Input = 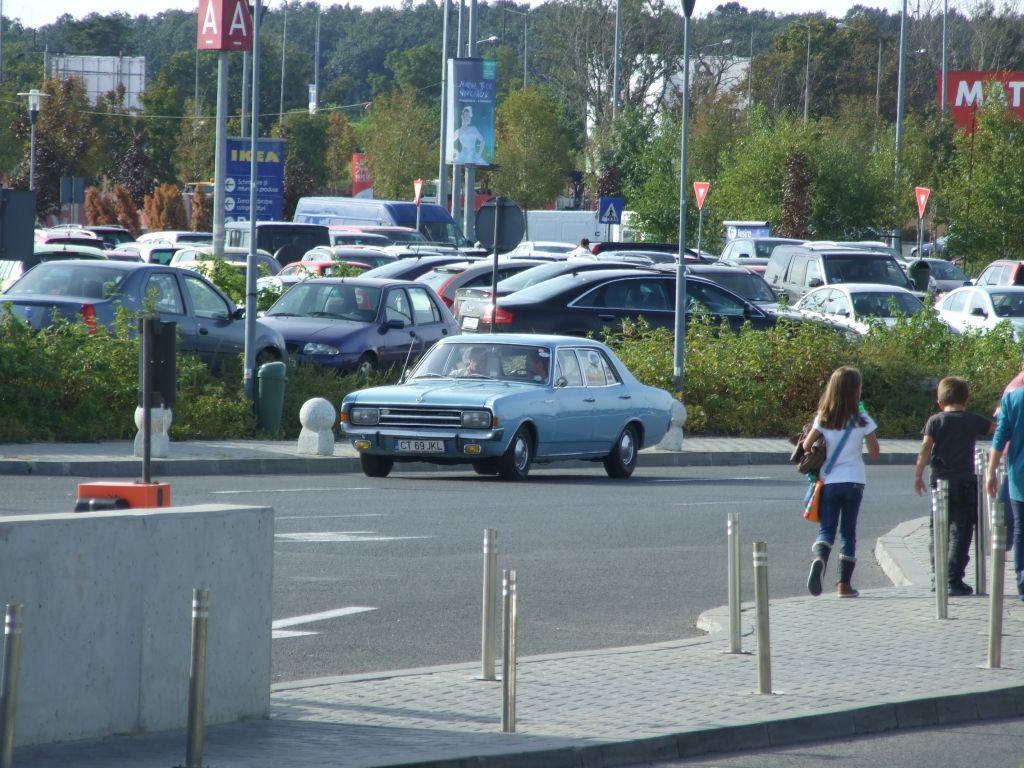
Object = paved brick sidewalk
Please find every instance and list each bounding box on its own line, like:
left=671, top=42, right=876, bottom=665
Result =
left=11, top=511, right=1023, bottom=768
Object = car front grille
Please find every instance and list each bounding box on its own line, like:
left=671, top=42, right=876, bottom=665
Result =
left=374, top=406, right=464, bottom=429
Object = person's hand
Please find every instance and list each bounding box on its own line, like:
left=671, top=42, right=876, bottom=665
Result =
left=914, top=476, right=927, bottom=496
left=986, top=473, right=999, bottom=498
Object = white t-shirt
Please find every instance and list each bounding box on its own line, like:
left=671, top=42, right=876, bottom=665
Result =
left=812, top=413, right=877, bottom=485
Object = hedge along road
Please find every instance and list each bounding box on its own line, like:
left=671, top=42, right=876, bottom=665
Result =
left=2, top=463, right=927, bottom=683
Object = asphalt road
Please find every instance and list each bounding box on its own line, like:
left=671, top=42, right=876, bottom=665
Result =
left=2, top=464, right=930, bottom=683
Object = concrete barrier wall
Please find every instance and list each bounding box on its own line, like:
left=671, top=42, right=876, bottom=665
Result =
left=0, top=503, right=273, bottom=746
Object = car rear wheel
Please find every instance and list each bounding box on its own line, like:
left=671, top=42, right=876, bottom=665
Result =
left=472, top=459, right=499, bottom=475
left=603, top=424, right=638, bottom=479
left=496, top=427, right=532, bottom=481
left=359, top=453, right=393, bottom=478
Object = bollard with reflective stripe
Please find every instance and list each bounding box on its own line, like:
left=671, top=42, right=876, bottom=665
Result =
left=975, top=448, right=988, bottom=596
left=752, top=542, right=771, bottom=694
left=727, top=513, right=742, bottom=653
left=932, top=479, right=949, bottom=619
left=480, top=529, right=498, bottom=681
left=1, top=605, right=24, bottom=768
left=987, top=484, right=1006, bottom=670
left=501, top=570, right=517, bottom=733
left=185, top=589, right=209, bottom=768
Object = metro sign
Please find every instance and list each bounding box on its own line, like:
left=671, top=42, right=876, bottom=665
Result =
left=941, top=70, right=1024, bottom=133
left=197, top=0, right=252, bottom=52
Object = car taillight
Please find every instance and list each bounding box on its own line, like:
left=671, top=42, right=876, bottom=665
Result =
left=481, top=305, right=514, bottom=324
left=81, top=304, right=97, bottom=335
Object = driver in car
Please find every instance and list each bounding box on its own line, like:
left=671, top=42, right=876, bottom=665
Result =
left=451, top=347, right=488, bottom=377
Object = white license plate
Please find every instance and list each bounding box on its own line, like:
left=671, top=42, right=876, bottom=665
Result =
left=396, top=439, right=445, bottom=453
left=462, top=316, right=479, bottom=330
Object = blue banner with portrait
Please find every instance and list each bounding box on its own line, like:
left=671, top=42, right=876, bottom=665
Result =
left=446, top=57, right=497, bottom=167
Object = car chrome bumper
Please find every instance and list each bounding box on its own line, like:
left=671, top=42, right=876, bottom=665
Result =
left=341, top=426, right=506, bottom=456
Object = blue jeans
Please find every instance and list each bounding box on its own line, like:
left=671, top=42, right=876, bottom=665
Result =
left=1009, top=498, right=1024, bottom=595
left=816, top=482, right=865, bottom=559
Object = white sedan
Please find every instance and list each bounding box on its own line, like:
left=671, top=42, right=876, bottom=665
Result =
left=934, top=285, right=1024, bottom=338
left=792, top=283, right=926, bottom=335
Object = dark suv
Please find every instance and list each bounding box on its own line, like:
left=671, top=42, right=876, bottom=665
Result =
left=763, top=243, right=914, bottom=303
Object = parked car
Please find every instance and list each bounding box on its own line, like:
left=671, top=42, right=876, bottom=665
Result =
left=505, top=240, right=576, bottom=258
left=467, top=269, right=778, bottom=336
left=34, top=229, right=104, bottom=250
left=904, top=257, right=970, bottom=294
left=302, top=246, right=399, bottom=270
left=910, top=235, right=948, bottom=258
left=256, top=260, right=372, bottom=293
left=416, top=258, right=547, bottom=314
left=260, top=277, right=458, bottom=374
left=683, top=263, right=781, bottom=310
left=327, top=229, right=392, bottom=248
left=763, top=243, right=915, bottom=303
left=0, top=260, right=286, bottom=368
left=571, top=249, right=677, bottom=266
left=718, top=237, right=802, bottom=273
left=48, top=224, right=135, bottom=250
left=137, top=230, right=213, bottom=247
left=934, top=285, right=1024, bottom=338
left=224, top=221, right=331, bottom=266
left=0, top=244, right=107, bottom=291
left=455, top=260, right=658, bottom=332
left=974, top=260, right=1024, bottom=288
left=361, top=255, right=470, bottom=281
left=792, top=284, right=927, bottom=335
left=339, top=334, right=675, bottom=480
left=169, top=245, right=282, bottom=276
left=104, top=242, right=181, bottom=265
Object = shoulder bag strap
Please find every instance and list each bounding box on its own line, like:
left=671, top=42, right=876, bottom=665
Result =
left=822, top=417, right=857, bottom=476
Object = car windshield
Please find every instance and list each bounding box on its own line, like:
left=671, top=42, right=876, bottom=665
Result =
left=850, top=292, right=924, bottom=318
left=754, top=241, right=793, bottom=258
left=5, top=263, right=128, bottom=296
left=824, top=256, right=911, bottom=288
left=410, top=342, right=552, bottom=383
left=706, top=272, right=776, bottom=303
left=990, top=292, right=1024, bottom=318
left=928, top=261, right=968, bottom=281
left=265, top=282, right=381, bottom=320
left=497, top=262, right=580, bottom=293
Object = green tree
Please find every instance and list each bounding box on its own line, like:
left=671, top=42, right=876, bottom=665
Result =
left=491, top=87, right=574, bottom=210
left=173, top=98, right=216, bottom=186
left=140, top=76, right=186, bottom=185
left=359, top=85, right=436, bottom=200
left=325, top=113, right=358, bottom=194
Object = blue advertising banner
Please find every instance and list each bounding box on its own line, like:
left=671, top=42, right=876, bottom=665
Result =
left=225, top=137, right=285, bottom=221
left=445, top=57, right=497, bottom=167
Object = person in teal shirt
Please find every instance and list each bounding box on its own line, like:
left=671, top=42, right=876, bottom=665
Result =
left=987, top=385, right=1024, bottom=601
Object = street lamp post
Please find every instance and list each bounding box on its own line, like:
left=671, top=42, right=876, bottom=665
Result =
left=18, top=88, right=48, bottom=192
left=673, top=0, right=695, bottom=391
left=612, top=0, right=622, bottom=120
left=437, top=0, right=452, bottom=215
left=894, top=0, right=909, bottom=254
left=941, top=0, right=948, bottom=115
left=803, top=23, right=811, bottom=122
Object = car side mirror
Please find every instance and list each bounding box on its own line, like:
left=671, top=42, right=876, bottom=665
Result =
left=808, top=278, right=823, bottom=288
left=232, top=307, right=245, bottom=320
left=555, top=376, right=568, bottom=389
left=836, top=308, right=850, bottom=317
left=970, top=307, right=987, bottom=318
left=382, top=318, right=405, bottom=331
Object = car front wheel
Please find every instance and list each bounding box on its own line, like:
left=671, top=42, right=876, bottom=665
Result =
left=496, top=427, right=532, bottom=481
left=603, top=424, right=638, bottom=479
left=359, top=453, right=393, bottom=478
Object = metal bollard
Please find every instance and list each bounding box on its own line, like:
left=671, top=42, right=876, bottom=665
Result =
left=975, top=448, right=989, bottom=596
left=752, top=542, right=771, bottom=694
left=500, top=569, right=517, bottom=734
left=932, top=479, right=949, bottom=619
left=185, top=589, right=209, bottom=768
left=1, top=605, right=24, bottom=768
left=480, top=529, right=498, bottom=681
left=987, top=520, right=1006, bottom=669
left=727, top=513, right=742, bottom=653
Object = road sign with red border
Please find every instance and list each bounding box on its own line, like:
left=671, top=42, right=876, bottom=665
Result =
left=693, top=182, right=710, bottom=211
left=414, top=179, right=424, bottom=205
left=915, top=186, right=930, bottom=219
left=197, top=0, right=253, bottom=51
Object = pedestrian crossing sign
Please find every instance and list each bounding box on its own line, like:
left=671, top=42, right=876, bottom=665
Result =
left=598, top=197, right=625, bottom=225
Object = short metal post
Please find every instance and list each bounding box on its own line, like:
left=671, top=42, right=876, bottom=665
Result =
left=185, top=589, right=209, bottom=768
left=987, top=468, right=1006, bottom=670
left=975, top=448, right=988, bottom=596
left=727, top=513, right=742, bottom=653
left=500, top=569, right=517, bottom=733
left=752, top=542, right=771, bottom=694
left=480, top=529, right=498, bottom=680
left=932, top=479, right=949, bottom=619
left=1, top=605, right=24, bottom=768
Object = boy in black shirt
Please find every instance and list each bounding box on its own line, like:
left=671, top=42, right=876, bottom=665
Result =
left=914, top=376, right=993, bottom=596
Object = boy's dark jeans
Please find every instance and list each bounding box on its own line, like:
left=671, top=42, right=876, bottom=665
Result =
left=928, top=476, right=978, bottom=583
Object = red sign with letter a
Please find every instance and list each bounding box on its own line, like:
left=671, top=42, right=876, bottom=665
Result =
left=197, top=0, right=252, bottom=52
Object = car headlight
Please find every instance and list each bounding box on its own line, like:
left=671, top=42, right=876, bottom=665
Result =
left=461, top=410, right=492, bottom=429
left=303, top=342, right=340, bottom=356
left=349, top=407, right=380, bottom=426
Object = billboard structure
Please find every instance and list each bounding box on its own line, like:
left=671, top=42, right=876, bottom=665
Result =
left=940, top=70, right=1024, bottom=133
left=49, top=56, right=146, bottom=111
left=445, top=58, right=497, bottom=167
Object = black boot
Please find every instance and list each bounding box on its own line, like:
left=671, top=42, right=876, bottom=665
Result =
left=807, top=542, right=831, bottom=596
left=837, top=556, right=858, bottom=598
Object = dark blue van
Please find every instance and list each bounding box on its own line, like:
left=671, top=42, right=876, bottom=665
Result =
left=292, top=197, right=472, bottom=250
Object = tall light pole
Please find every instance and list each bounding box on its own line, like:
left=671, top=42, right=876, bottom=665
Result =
left=278, top=0, right=287, bottom=125
left=673, top=0, right=695, bottom=391
left=18, top=88, right=48, bottom=192
left=894, top=0, right=908, bottom=255
left=437, top=0, right=451, bottom=214
left=747, top=26, right=754, bottom=121
left=941, top=0, right=948, bottom=115
left=612, top=0, right=622, bottom=120
left=803, top=22, right=811, bottom=122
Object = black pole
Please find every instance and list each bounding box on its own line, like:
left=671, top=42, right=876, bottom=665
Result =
left=141, top=317, right=153, bottom=484
left=490, top=198, right=501, bottom=332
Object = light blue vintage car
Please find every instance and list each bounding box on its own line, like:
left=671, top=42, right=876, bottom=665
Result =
left=340, top=333, right=675, bottom=480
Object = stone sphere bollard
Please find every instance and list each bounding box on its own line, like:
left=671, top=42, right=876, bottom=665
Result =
left=296, top=398, right=336, bottom=456
left=655, top=400, right=687, bottom=451
left=133, top=406, right=173, bottom=458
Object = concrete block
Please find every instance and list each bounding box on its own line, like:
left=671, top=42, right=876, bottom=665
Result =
left=297, top=398, right=336, bottom=456
left=655, top=401, right=687, bottom=451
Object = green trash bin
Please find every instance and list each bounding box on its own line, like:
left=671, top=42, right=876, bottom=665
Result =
left=256, top=361, right=288, bottom=437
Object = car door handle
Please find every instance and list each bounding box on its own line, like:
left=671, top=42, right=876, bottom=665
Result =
left=619, top=394, right=631, bottom=400
left=597, top=313, right=616, bottom=321
left=198, top=327, right=209, bottom=335
left=583, top=397, right=596, bottom=403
